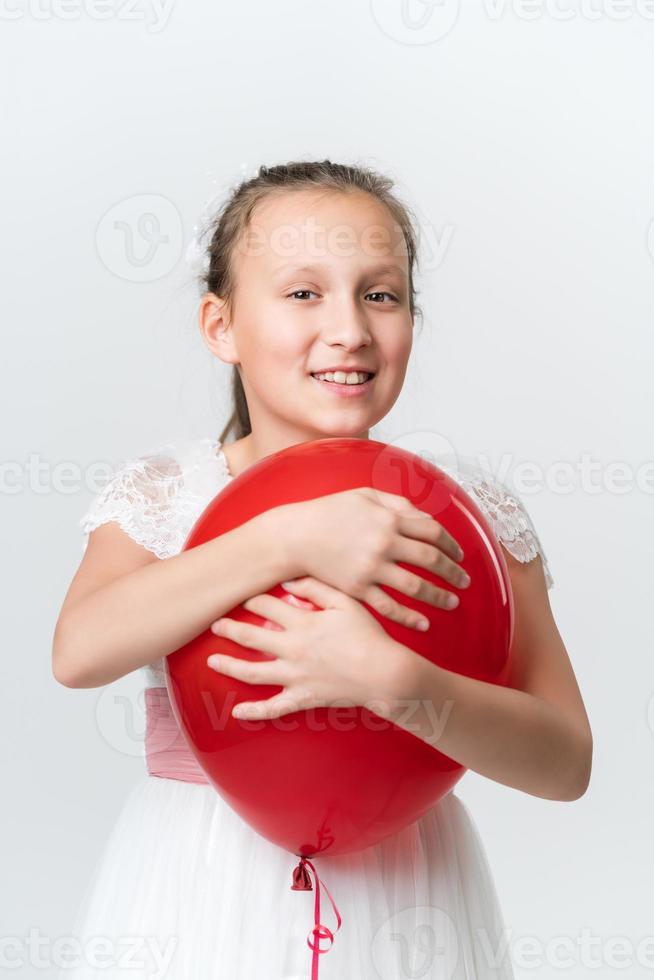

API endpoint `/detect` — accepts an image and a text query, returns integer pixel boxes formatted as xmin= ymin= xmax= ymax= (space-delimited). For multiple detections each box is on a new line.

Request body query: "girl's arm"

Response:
xmin=52 ymin=507 xmax=300 ymax=689
xmin=374 ymin=550 xmax=593 ymax=802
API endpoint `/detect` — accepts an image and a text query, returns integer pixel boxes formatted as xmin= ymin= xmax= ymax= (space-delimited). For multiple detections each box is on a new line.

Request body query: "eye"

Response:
xmin=366 ymin=291 xmax=399 ymax=304
xmin=286 ymin=289 xmax=399 ymax=303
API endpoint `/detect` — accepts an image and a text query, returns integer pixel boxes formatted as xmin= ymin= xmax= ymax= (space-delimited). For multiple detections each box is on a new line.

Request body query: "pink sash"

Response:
xmin=144 ymin=687 xmax=209 ymax=784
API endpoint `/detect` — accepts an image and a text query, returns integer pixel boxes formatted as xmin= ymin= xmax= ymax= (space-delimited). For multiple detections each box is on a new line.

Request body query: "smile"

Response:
xmin=309 ymin=373 xmax=376 ymax=397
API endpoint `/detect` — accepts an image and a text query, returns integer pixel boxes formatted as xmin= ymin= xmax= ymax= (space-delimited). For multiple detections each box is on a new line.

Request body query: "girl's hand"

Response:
xmin=281 ymin=487 xmax=470 ymax=632
xmin=206 ymin=577 xmax=408 ymax=721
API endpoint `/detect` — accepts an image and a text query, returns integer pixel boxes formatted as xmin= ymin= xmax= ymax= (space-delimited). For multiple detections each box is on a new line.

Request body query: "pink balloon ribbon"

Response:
xmin=291 ymin=856 xmax=342 ymax=980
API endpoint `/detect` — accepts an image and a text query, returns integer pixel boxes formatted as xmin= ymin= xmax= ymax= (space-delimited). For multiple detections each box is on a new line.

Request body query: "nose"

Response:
xmin=320 ymin=297 xmax=373 ymax=352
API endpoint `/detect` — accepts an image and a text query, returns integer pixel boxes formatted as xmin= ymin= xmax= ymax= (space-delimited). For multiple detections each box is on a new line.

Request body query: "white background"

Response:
xmin=2 ymin=1 xmax=652 ymax=977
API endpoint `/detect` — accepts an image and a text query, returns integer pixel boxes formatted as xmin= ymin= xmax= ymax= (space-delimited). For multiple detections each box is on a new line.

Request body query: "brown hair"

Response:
xmin=195 ymin=159 xmax=424 ymax=444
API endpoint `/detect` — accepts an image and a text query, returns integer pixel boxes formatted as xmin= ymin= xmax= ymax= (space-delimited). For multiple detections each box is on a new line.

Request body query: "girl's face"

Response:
xmin=202 ymin=189 xmax=414 ymax=447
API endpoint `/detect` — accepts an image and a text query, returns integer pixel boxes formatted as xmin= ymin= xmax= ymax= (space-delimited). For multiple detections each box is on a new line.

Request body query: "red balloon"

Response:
xmin=164 ymin=438 xmax=514 ymax=858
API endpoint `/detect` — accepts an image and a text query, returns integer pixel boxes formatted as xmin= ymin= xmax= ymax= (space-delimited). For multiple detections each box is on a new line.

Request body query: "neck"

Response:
xmin=223 ymin=428 xmax=371 ymax=479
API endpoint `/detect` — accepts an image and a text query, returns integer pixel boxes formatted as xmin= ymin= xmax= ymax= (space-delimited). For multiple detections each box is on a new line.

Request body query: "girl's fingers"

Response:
xmin=360 ymin=487 xmax=430 ymax=517
xmin=233 ymin=690 xmax=308 ymax=721
xmin=361 ymin=581 xmax=430 ymax=630
xmin=207 ymin=652 xmax=287 ymax=687
xmin=360 ymin=488 xmax=464 ymax=561
xmin=390 ymin=534 xmax=470 ymax=589
xmin=209 ymin=617 xmax=286 ymax=656
xmin=239 ymin=592 xmax=306 ymax=629
xmin=395 ymin=513 xmax=464 ymax=563
xmin=376 ymin=559 xmax=458 ymax=612
xmin=281 ymin=576 xmax=347 ymax=610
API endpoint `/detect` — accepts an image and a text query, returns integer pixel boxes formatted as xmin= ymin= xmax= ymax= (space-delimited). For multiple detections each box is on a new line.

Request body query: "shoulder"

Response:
xmin=80 ymin=440 xmax=183 ymax=518
xmin=79 ymin=436 xmax=220 ymax=558
xmin=439 ymin=454 xmax=554 ymax=591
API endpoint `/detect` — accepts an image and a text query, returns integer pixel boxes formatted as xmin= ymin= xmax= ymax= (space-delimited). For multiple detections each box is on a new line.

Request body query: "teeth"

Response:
xmin=312 ymin=371 xmax=372 ymax=385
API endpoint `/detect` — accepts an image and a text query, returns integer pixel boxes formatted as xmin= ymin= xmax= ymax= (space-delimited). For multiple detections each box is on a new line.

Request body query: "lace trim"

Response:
xmin=79 ymin=437 xmax=229 ymax=560
xmin=438 ymin=456 xmax=554 ymax=589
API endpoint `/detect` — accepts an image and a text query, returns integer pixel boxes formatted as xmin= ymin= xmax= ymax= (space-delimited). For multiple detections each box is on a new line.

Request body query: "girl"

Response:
xmin=54 ymin=160 xmax=592 ymax=979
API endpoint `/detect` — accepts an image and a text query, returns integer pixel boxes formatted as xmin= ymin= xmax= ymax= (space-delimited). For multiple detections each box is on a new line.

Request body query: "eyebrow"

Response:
xmin=271 ymin=261 xmax=407 ymax=281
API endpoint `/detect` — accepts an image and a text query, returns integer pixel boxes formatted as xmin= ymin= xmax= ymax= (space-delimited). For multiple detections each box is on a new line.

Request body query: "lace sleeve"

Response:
xmin=468 ymin=478 xmax=554 ymax=589
xmin=79 ymin=448 xmax=187 ymax=559
xmin=441 ymin=458 xmax=554 ymax=590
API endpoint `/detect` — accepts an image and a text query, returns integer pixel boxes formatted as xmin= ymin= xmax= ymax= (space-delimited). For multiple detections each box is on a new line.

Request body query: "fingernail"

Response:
xmin=416 ymin=618 xmax=430 ymax=631
xmin=447 ymin=595 xmax=460 ymax=609
xmin=281 ymin=581 xmax=294 ymax=589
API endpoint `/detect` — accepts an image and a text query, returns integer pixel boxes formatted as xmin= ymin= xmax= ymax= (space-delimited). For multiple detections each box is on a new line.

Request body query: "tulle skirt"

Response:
xmin=59 ymin=774 xmax=514 ymax=979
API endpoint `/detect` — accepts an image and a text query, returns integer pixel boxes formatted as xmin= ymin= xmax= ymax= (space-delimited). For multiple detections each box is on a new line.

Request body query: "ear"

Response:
xmin=199 ymin=292 xmax=240 ymax=366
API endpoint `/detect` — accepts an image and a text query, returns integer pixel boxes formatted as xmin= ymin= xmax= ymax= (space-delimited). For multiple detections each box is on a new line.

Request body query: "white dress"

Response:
xmin=63 ymin=435 xmax=554 ymax=980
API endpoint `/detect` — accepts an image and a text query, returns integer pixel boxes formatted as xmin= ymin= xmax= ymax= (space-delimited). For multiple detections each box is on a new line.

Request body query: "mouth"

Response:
xmin=309 ymin=371 xmax=376 ymax=397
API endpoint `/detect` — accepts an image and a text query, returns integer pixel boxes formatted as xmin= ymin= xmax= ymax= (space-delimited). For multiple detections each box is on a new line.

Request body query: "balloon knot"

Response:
xmin=291 ymin=856 xmax=313 ymax=891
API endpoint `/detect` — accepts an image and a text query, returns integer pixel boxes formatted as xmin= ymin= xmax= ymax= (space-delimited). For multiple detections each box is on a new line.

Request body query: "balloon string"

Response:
xmin=290 ymin=856 xmax=342 ymax=980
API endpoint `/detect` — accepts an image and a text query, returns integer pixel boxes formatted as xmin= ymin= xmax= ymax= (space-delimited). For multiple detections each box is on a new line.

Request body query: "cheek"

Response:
xmin=242 ymin=328 xmax=311 ymax=399
xmin=380 ymin=320 xmax=413 ymax=365
xmin=378 ymin=327 xmax=412 ymax=394
xmin=257 ymin=331 xmax=309 ymax=375
xmin=238 ymin=302 xmax=307 ymax=367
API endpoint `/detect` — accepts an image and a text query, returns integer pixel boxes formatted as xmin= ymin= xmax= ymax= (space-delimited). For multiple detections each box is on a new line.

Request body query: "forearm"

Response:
xmin=376 ymin=639 xmax=591 ymax=802
xmin=55 ymin=509 xmax=296 ymax=689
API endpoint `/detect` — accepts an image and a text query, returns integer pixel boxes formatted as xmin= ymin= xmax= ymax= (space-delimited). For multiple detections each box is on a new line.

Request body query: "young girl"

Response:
xmin=54 ymin=160 xmax=592 ymax=979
